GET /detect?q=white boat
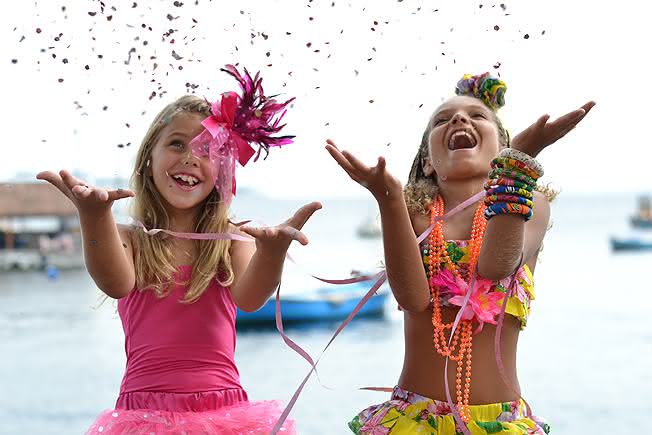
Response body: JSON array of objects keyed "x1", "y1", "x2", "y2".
[{"x1": 357, "y1": 214, "x2": 381, "y2": 239}]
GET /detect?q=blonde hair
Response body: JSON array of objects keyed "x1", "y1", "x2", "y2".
[
  {"x1": 130, "y1": 95, "x2": 234, "y2": 303},
  {"x1": 404, "y1": 101, "x2": 556, "y2": 216}
]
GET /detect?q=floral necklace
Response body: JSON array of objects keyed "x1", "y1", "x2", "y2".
[{"x1": 428, "y1": 195, "x2": 487, "y2": 422}]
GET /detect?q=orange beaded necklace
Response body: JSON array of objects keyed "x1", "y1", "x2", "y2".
[{"x1": 428, "y1": 195, "x2": 487, "y2": 422}]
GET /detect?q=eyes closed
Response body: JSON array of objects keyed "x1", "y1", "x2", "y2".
[{"x1": 432, "y1": 112, "x2": 487, "y2": 127}]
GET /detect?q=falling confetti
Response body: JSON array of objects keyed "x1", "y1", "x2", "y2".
[{"x1": 11, "y1": 0, "x2": 548, "y2": 159}]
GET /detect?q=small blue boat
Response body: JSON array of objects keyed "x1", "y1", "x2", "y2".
[
  {"x1": 237, "y1": 280, "x2": 390, "y2": 325},
  {"x1": 610, "y1": 235, "x2": 652, "y2": 251}
]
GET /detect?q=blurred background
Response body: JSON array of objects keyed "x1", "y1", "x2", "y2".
[{"x1": 1, "y1": 0, "x2": 651, "y2": 434}]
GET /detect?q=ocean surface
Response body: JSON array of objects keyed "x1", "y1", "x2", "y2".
[{"x1": 1, "y1": 193, "x2": 651, "y2": 434}]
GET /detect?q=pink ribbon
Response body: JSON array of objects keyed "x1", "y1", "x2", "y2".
[
  {"x1": 271, "y1": 272, "x2": 388, "y2": 434},
  {"x1": 136, "y1": 221, "x2": 253, "y2": 241},
  {"x1": 189, "y1": 94, "x2": 257, "y2": 205},
  {"x1": 271, "y1": 191, "x2": 486, "y2": 434},
  {"x1": 134, "y1": 190, "x2": 529, "y2": 435}
]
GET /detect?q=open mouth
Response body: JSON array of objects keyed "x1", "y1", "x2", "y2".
[
  {"x1": 448, "y1": 130, "x2": 477, "y2": 150},
  {"x1": 169, "y1": 172, "x2": 202, "y2": 190}
]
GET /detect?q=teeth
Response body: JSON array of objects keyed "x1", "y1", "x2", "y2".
[
  {"x1": 448, "y1": 130, "x2": 476, "y2": 148},
  {"x1": 172, "y1": 174, "x2": 199, "y2": 186}
]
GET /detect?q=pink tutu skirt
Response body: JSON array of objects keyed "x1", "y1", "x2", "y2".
[{"x1": 86, "y1": 400, "x2": 295, "y2": 434}]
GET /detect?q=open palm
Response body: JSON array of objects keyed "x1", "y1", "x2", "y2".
[
  {"x1": 36, "y1": 170, "x2": 134, "y2": 215},
  {"x1": 239, "y1": 201, "x2": 322, "y2": 252},
  {"x1": 511, "y1": 101, "x2": 596, "y2": 158},
  {"x1": 325, "y1": 139, "x2": 402, "y2": 200}
]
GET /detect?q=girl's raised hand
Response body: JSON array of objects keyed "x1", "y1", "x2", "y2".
[
  {"x1": 239, "y1": 201, "x2": 322, "y2": 253},
  {"x1": 511, "y1": 101, "x2": 596, "y2": 158},
  {"x1": 325, "y1": 139, "x2": 402, "y2": 201},
  {"x1": 36, "y1": 169, "x2": 134, "y2": 215}
]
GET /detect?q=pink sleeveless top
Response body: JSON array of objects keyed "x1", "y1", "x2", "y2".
[{"x1": 115, "y1": 265, "x2": 248, "y2": 412}]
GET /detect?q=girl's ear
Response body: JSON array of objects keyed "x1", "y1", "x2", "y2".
[{"x1": 422, "y1": 157, "x2": 435, "y2": 177}]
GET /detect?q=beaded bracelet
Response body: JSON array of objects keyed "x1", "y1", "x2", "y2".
[
  {"x1": 485, "y1": 185, "x2": 534, "y2": 199},
  {"x1": 488, "y1": 167, "x2": 537, "y2": 187},
  {"x1": 491, "y1": 157, "x2": 541, "y2": 180},
  {"x1": 485, "y1": 194, "x2": 534, "y2": 208},
  {"x1": 497, "y1": 148, "x2": 544, "y2": 178},
  {"x1": 484, "y1": 202, "x2": 533, "y2": 221},
  {"x1": 484, "y1": 177, "x2": 534, "y2": 191}
]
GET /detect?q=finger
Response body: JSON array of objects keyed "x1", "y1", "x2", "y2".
[
  {"x1": 36, "y1": 170, "x2": 61, "y2": 183},
  {"x1": 376, "y1": 156, "x2": 387, "y2": 173},
  {"x1": 107, "y1": 188, "x2": 135, "y2": 201},
  {"x1": 534, "y1": 114, "x2": 550, "y2": 131},
  {"x1": 285, "y1": 201, "x2": 323, "y2": 230},
  {"x1": 581, "y1": 101, "x2": 596, "y2": 114},
  {"x1": 59, "y1": 169, "x2": 87, "y2": 191},
  {"x1": 549, "y1": 108, "x2": 585, "y2": 131},
  {"x1": 231, "y1": 219, "x2": 252, "y2": 227},
  {"x1": 239, "y1": 226, "x2": 266, "y2": 240},
  {"x1": 326, "y1": 144, "x2": 363, "y2": 180},
  {"x1": 280, "y1": 226, "x2": 309, "y2": 246},
  {"x1": 341, "y1": 150, "x2": 373, "y2": 174},
  {"x1": 325, "y1": 138, "x2": 339, "y2": 148},
  {"x1": 573, "y1": 101, "x2": 596, "y2": 125},
  {"x1": 93, "y1": 189, "x2": 110, "y2": 202},
  {"x1": 36, "y1": 171, "x2": 73, "y2": 199}
]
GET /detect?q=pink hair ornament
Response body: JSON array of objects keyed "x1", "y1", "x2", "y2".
[{"x1": 189, "y1": 65, "x2": 295, "y2": 204}]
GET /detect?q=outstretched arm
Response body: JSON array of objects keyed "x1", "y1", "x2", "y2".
[
  {"x1": 326, "y1": 140, "x2": 430, "y2": 312},
  {"x1": 37, "y1": 170, "x2": 136, "y2": 298},
  {"x1": 478, "y1": 101, "x2": 595, "y2": 279},
  {"x1": 229, "y1": 202, "x2": 322, "y2": 312}
]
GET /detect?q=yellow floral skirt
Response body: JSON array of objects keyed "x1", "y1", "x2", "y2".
[{"x1": 349, "y1": 387, "x2": 550, "y2": 434}]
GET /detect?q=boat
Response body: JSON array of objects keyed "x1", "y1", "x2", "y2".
[
  {"x1": 629, "y1": 195, "x2": 652, "y2": 229},
  {"x1": 356, "y1": 214, "x2": 381, "y2": 239},
  {"x1": 630, "y1": 216, "x2": 652, "y2": 229},
  {"x1": 236, "y1": 279, "x2": 390, "y2": 326},
  {"x1": 610, "y1": 233, "x2": 652, "y2": 252}
]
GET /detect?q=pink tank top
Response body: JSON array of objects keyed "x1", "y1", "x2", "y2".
[{"x1": 116, "y1": 265, "x2": 247, "y2": 411}]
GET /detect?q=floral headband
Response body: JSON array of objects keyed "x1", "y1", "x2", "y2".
[{"x1": 455, "y1": 72, "x2": 507, "y2": 111}]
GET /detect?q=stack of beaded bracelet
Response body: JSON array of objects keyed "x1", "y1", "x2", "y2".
[{"x1": 484, "y1": 148, "x2": 544, "y2": 221}]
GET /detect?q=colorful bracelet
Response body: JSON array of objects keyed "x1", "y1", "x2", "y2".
[
  {"x1": 485, "y1": 185, "x2": 534, "y2": 199},
  {"x1": 485, "y1": 194, "x2": 534, "y2": 208},
  {"x1": 484, "y1": 177, "x2": 534, "y2": 191},
  {"x1": 491, "y1": 157, "x2": 541, "y2": 180},
  {"x1": 497, "y1": 148, "x2": 544, "y2": 178},
  {"x1": 484, "y1": 202, "x2": 533, "y2": 221},
  {"x1": 488, "y1": 168, "x2": 537, "y2": 187}
]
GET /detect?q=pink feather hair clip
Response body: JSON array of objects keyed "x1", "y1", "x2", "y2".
[{"x1": 189, "y1": 64, "x2": 295, "y2": 205}]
